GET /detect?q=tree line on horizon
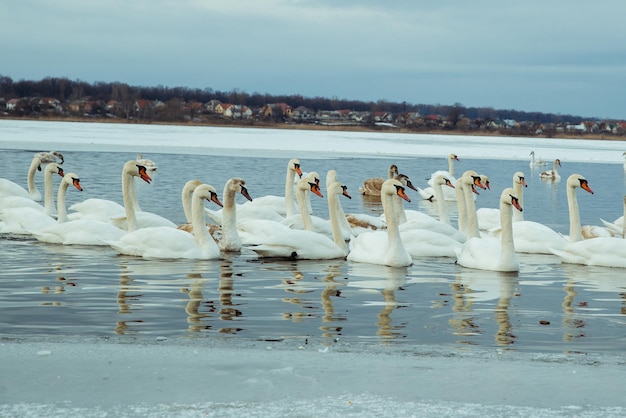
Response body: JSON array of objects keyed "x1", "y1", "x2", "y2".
[{"x1": 0, "y1": 75, "x2": 590, "y2": 125}]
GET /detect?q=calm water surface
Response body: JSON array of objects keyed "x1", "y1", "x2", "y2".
[{"x1": 1, "y1": 133, "x2": 625, "y2": 355}]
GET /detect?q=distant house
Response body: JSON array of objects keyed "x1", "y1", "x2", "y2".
[{"x1": 6, "y1": 98, "x2": 23, "y2": 111}]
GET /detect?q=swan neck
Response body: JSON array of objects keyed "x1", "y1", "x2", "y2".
[
  {"x1": 463, "y1": 182, "x2": 480, "y2": 239},
  {"x1": 567, "y1": 185, "x2": 582, "y2": 242},
  {"x1": 296, "y1": 186, "x2": 315, "y2": 231},
  {"x1": 382, "y1": 190, "x2": 404, "y2": 252},
  {"x1": 285, "y1": 167, "x2": 297, "y2": 217},
  {"x1": 27, "y1": 157, "x2": 40, "y2": 199},
  {"x1": 191, "y1": 193, "x2": 213, "y2": 248},
  {"x1": 499, "y1": 201, "x2": 517, "y2": 266},
  {"x1": 44, "y1": 166, "x2": 56, "y2": 215},
  {"x1": 56, "y1": 181, "x2": 69, "y2": 223},
  {"x1": 122, "y1": 168, "x2": 138, "y2": 231},
  {"x1": 433, "y1": 181, "x2": 450, "y2": 224},
  {"x1": 448, "y1": 157, "x2": 455, "y2": 178},
  {"x1": 220, "y1": 184, "x2": 241, "y2": 250},
  {"x1": 328, "y1": 189, "x2": 348, "y2": 252},
  {"x1": 455, "y1": 181, "x2": 467, "y2": 235},
  {"x1": 512, "y1": 181, "x2": 524, "y2": 222}
]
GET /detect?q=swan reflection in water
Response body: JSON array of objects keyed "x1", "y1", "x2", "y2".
[
  {"x1": 560, "y1": 264, "x2": 626, "y2": 344},
  {"x1": 449, "y1": 269, "x2": 519, "y2": 347},
  {"x1": 319, "y1": 264, "x2": 347, "y2": 341},
  {"x1": 347, "y1": 263, "x2": 410, "y2": 340}
]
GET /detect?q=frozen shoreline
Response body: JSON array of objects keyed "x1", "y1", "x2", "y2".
[{"x1": 1, "y1": 336, "x2": 625, "y2": 417}]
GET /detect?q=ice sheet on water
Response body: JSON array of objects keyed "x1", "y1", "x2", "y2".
[{"x1": 1, "y1": 336, "x2": 625, "y2": 417}]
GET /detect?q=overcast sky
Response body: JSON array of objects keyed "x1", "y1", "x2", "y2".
[{"x1": 2, "y1": 1, "x2": 626, "y2": 119}]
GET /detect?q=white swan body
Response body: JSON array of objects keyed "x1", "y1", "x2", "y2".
[
  {"x1": 456, "y1": 188, "x2": 523, "y2": 272},
  {"x1": 30, "y1": 174, "x2": 129, "y2": 246},
  {"x1": 240, "y1": 158, "x2": 303, "y2": 217},
  {"x1": 359, "y1": 164, "x2": 398, "y2": 196},
  {"x1": 242, "y1": 179, "x2": 348, "y2": 260},
  {"x1": 0, "y1": 152, "x2": 62, "y2": 201},
  {"x1": 0, "y1": 163, "x2": 64, "y2": 215},
  {"x1": 540, "y1": 159, "x2": 561, "y2": 180},
  {"x1": 108, "y1": 184, "x2": 223, "y2": 259},
  {"x1": 1, "y1": 172, "x2": 82, "y2": 235},
  {"x1": 347, "y1": 179, "x2": 413, "y2": 267},
  {"x1": 529, "y1": 151, "x2": 547, "y2": 168},
  {"x1": 478, "y1": 171, "x2": 527, "y2": 231}
]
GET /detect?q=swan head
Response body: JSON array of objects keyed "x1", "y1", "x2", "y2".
[
  {"x1": 530, "y1": 151, "x2": 535, "y2": 156},
  {"x1": 502, "y1": 188, "x2": 522, "y2": 212},
  {"x1": 62, "y1": 173, "x2": 83, "y2": 191},
  {"x1": 329, "y1": 181, "x2": 352, "y2": 199},
  {"x1": 36, "y1": 151, "x2": 64, "y2": 165},
  {"x1": 514, "y1": 171, "x2": 527, "y2": 187},
  {"x1": 395, "y1": 174, "x2": 418, "y2": 191},
  {"x1": 433, "y1": 174, "x2": 455, "y2": 189},
  {"x1": 449, "y1": 153, "x2": 459, "y2": 161},
  {"x1": 288, "y1": 158, "x2": 303, "y2": 178},
  {"x1": 480, "y1": 175, "x2": 491, "y2": 190},
  {"x1": 299, "y1": 173, "x2": 323, "y2": 197},
  {"x1": 383, "y1": 179, "x2": 411, "y2": 203},
  {"x1": 124, "y1": 160, "x2": 153, "y2": 184},
  {"x1": 228, "y1": 177, "x2": 253, "y2": 202},
  {"x1": 195, "y1": 184, "x2": 223, "y2": 207},
  {"x1": 462, "y1": 170, "x2": 486, "y2": 190},
  {"x1": 555, "y1": 158, "x2": 561, "y2": 167},
  {"x1": 389, "y1": 164, "x2": 399, "y2": 177},
  {"x1": 567, "y1": 174, "x2": 594, "y2": 195},
  {"x1": 45, "y1": 162, "x2": 65, "y2": 178}
]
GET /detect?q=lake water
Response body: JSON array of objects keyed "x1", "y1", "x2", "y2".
[{"x1": 1, "y1": 120, "x2": 626, "y2": 356}]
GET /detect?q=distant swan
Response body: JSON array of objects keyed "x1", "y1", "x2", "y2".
[
  {"x1": 359, "y1": 164, "x2": 398, "y2": 196},
  {"x1": 108, "y1": 184, "x2": 224, "y2": 259},
  {"x1": 529, "y1": 151, "x2": 547, "y2": 168},
  {"x1": 540, "y1": 159, "x2": 561, "y2": 180},
  {"x1": 456, "y1": 188, "x2": 523, "y2": 272},
  {"x1": 347, "y1": 179, "x2": 413, "y2": 267}
]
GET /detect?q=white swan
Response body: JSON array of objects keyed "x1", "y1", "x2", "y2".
[
  {"x1": 217, "y1": 177, "x2": 253, "y2": 252},
  {"x1": 29, "y1": 174, "x2": 128, "y2": 246},
  {"x1": 347, "y1": 179, "x2": 413, "y2": 267},
  {"x1": 529, "y1": 151, "x2": 547, "y2": 168},
  {"x1": 0, "y1": 172, "x2": 83, "y2": 235},
  {"x1": 0, "y1": 162, "x2": 64, "y2": 215},
  {"x1": 240, "y1": 158, "x2": 303, "y2": 217},
  {"x1": 550, "y1": 180, "x2": 626, "y2": 268},
  {"x1": 107, "y1": 184, "x2": 223, "y2": 259},
  {"x1": 241, "y1": 179, "x2": 349, "y2": 260},
  {"x1": 623, "y1": 151, "x2": 626, "y2": 171},
  {"x1": 456, "y1": 188, "x2": 523, "y2": 272},
  {"x1": 478, "y1": 171, "x2": 527, "y2": 231},
  {"x1": 421, "y1": 153, "x2": 459, "y2": 201},
  {"x1": 0, "y1": 151, "x2": 63, "y2": 201},
  {"x1": 540, "y1": 159, "x2": 561, "y2": 180},
  {"x1": 359, "y1": 164, "x2": 398, "y2": 196}
]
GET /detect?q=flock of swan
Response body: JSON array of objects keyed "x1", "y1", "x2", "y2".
[{"x1": 1, "y1": 150, "x2": 625, "y2": 272}]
